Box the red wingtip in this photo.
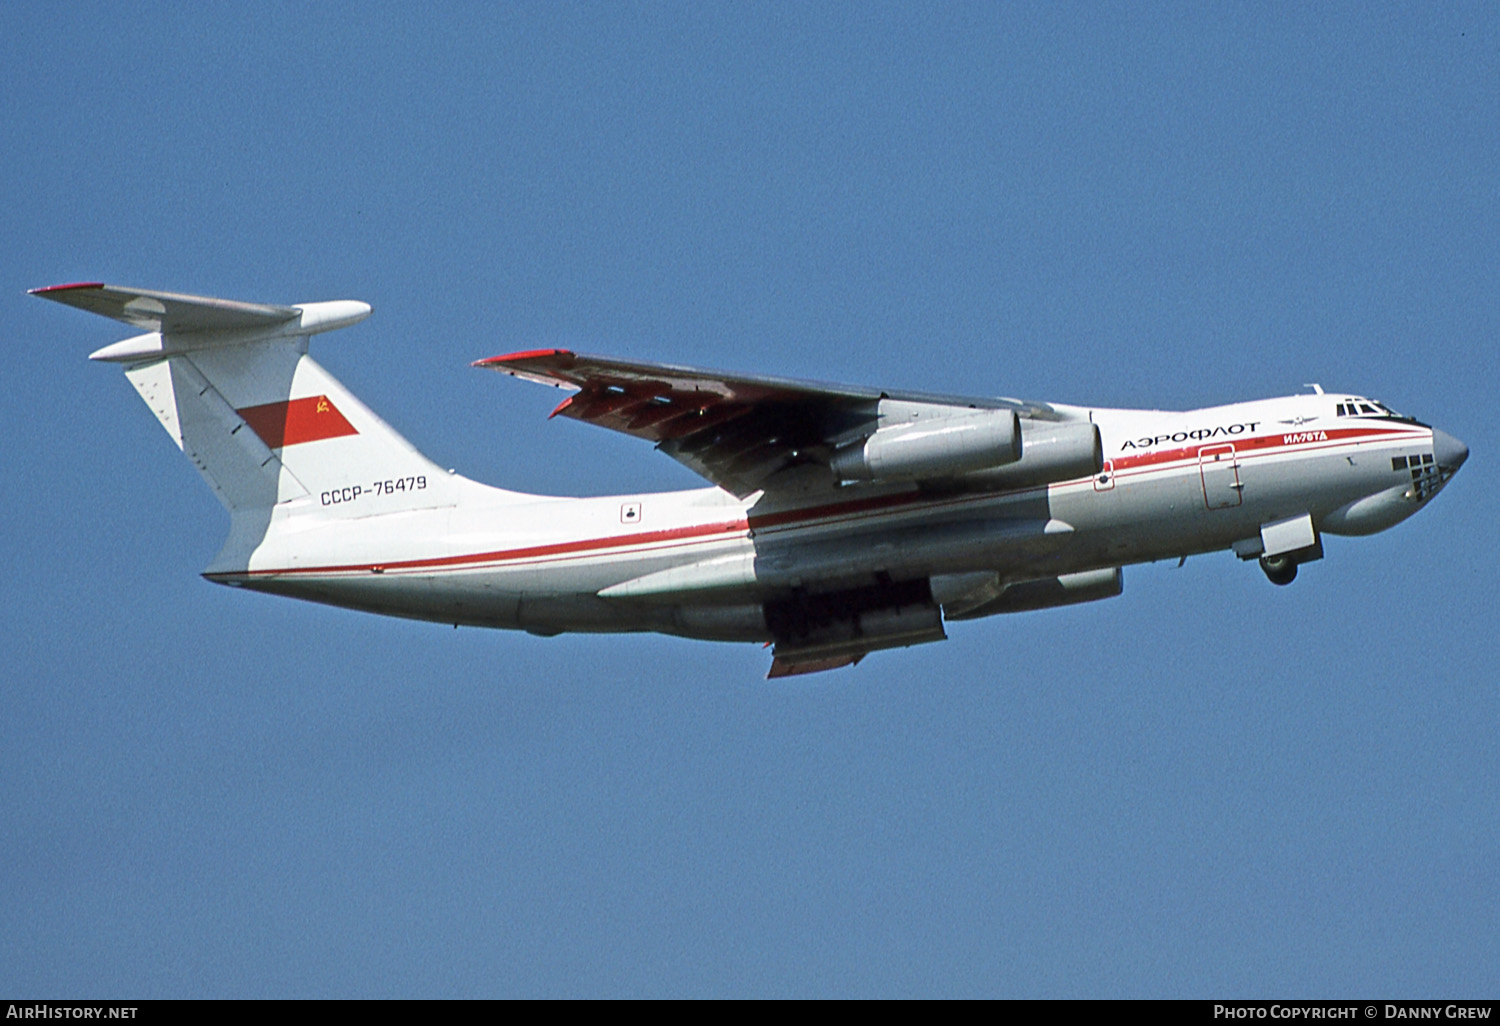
[29,281,105,295]
[472,348,576,368]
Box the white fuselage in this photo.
[211,391,1457,642]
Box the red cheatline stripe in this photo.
[210,518,753,578]
[238,395,358,448]
[750,490,919,530]
[211,426,1426,580]
[1112,425,1422,472]
[217,487,988,580]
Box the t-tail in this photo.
[31,282,508,574]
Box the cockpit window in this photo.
[1337,398,1405,419]
[1337,397,1421,425]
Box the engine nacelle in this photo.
[958,420,1103,489]
[944,567,1122,620]
[831,409,1021,482]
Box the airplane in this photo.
[32,282,1468,677]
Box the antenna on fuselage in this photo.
[1303,383,1325,395]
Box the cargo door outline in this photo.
[1198,443,1242,509]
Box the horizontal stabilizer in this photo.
[32,283,372,362]
[30,282,300,334]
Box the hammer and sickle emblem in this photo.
[316,397,330,414]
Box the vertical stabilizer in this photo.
[123,352,304,510]
[33,283,477,520]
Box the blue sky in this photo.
[2,1,1496,997]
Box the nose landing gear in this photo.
[1259,552,1299,586]
[1239,516,1324,586]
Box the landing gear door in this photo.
[1199,443,1243,509]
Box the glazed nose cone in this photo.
[1432,428,1469,474]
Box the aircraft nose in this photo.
[1432,427,1469,474]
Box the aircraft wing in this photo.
[29,282,300,333]
[475,349,1059,495]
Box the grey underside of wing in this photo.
[483,350,1068,495]
[560,353,1061,419]
[648,386,1062,497]
[655,403,855,496]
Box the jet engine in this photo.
[957,420,1103,489]
[829,410,1103,490]
[830,409,1021,482]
